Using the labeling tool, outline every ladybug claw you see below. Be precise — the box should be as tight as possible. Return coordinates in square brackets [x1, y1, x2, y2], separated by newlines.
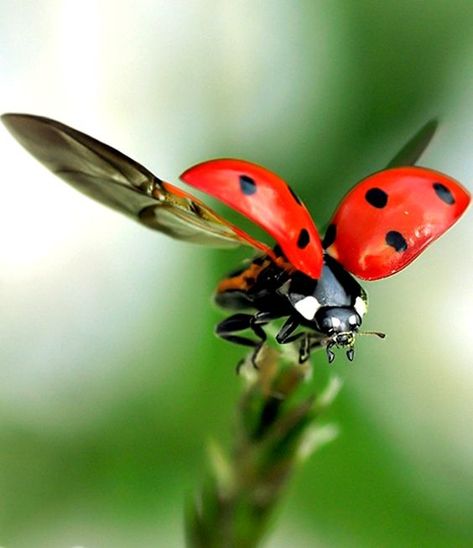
[326, 345, 336, 364]
[298, 335, 311, 364]
[346, 347, 355, 361]
[235, 358, 245, 375]
[250, 343, 265, 369]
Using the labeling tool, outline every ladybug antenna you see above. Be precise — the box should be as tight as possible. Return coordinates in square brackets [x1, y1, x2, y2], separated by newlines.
[358, 330, 386, 339]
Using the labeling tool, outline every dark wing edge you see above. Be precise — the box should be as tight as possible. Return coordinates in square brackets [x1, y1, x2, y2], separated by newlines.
[1, 113, 270, 251]
[386, 119, 439, 169]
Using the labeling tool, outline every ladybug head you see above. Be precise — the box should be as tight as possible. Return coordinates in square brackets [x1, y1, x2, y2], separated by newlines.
[315, 306, 361, 363]
[316, 306, 361, 336]
[314, 307, 385, 363]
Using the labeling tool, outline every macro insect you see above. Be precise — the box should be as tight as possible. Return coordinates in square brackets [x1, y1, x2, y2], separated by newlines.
[2, 114, 470, 365]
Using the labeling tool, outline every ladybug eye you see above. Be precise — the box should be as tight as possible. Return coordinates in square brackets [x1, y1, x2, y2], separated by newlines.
[348, 314, 360, 327]
[321, 316, 340, 332]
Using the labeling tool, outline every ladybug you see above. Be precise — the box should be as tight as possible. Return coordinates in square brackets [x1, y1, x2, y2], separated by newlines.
[2, 114, 470, 364]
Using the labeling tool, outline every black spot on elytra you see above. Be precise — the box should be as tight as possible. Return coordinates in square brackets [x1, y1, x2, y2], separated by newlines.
[433, 182, 455, 205]
[386, 230, 407, 252]
[365, 187, 388, 208]
[297, 228, 310, 249]
[322, 223, 336, 248]
[287, 185, 302, 205]
[239, 175, 257, 195]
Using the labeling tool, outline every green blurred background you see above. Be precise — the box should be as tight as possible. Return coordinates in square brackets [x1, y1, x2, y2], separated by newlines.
[1, 1, 473, 546]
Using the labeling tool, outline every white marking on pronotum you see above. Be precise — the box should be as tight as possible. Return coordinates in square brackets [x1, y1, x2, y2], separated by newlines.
[354, 296, 367, 317]
[294, 295, 321, 320]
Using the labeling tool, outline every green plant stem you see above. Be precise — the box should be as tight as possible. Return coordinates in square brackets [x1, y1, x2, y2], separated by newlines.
[186, 347, 341, 548]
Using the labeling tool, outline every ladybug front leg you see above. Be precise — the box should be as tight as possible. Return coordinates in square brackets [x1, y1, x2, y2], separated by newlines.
[298, 334, 326, 364]
[276, 316, 314, 364]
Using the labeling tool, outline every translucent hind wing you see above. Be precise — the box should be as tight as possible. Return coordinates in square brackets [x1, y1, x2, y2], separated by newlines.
[1, 113, 270, 251]
[386, 119, 438, 168]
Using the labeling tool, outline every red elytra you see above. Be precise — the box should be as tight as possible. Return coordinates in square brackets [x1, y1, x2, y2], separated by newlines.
[325, 167, 471, 280]
[3, 112, 472, 364]
[181, 159, 324, 279]
[1, 113, 470, 285]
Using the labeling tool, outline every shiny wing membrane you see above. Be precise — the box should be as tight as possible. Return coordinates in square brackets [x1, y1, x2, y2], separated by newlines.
[1, 113, 270, 252]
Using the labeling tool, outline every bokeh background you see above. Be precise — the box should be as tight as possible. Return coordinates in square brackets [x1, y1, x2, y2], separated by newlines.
[2, 1, 473, 546]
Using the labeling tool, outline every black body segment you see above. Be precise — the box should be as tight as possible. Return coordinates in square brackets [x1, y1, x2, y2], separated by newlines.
[215, 252, 368, 364]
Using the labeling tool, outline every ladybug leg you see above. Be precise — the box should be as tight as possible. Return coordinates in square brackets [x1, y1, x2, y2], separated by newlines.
[216, 312, 276, 369]
[248, 316, 271, 368]
[216, 333, 259, 348]
[216, 313, 262, 348]
[248, 312, 286, 367]
[299, 334, 313, 364]
[298, 335, 308, 363]
[235, 358, 246, 376]
[275, 316, 300, 344]
[309, 335, 325, 351]
[280, 332, 304, 344]
[253, 310, 281, 324]
[299, 334, 326, 364]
